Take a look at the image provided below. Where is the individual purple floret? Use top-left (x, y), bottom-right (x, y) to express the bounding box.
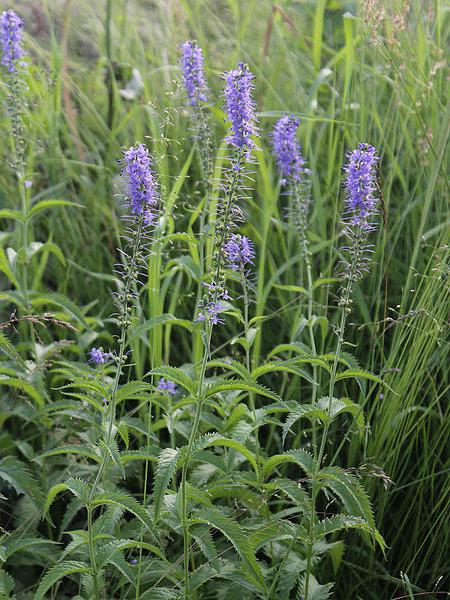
top-left (223, 234), bottom-right (255, 272)
top-left (1, 10), bottom-right (24, 73)
top-left (180, 41), bottom-right (208, 106)
top-left (343, 143), bottom-right (379, 230)
top-left (157, 378), bottom-right (177, 395)
top-left (223, 62), bottom-right (257, 156)
top-left (272, 115), bottom-right (306, 186)
top-left (89, 347), bottom-right (110, 365)
top-left (122, 143), bottom-right (158, 225)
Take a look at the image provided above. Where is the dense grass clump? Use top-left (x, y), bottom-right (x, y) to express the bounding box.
top-left (0, 1), bottom-right (448, 599)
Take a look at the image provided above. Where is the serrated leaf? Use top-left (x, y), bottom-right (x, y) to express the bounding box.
top-left (334, 369), bottom-right (384, 385)
top-left (38, 444), bottom-right (101, 464)
top-left (153, 447), bottom-right (179, 524)
top-left (0, 247), bottom-right (19, 287)
top-left (190, 507), bottom-right (265, 591)
top-left (99, 438), bottom-right (125, 478)
top-left (116, 380), bottom-right (153, 403)
top-left (0, 376), bottom-right (44, 407)
top-left (193, 436), bottom-right (258, 474)
top-left (34, 561), bottom-right (90, 600)
top-left (31, 292), bottom-right (87, 327)
top-left (148, 366), bottom-right (196, 394)
top-left (205, 379), bottom-right (282, 403)
top-left (319, 467), bottom-right (385, 550)
top-left (0, 332), bottom-right (27, 370)
top-left (262, 449), bottom-right (315, 479)
top-left (252, 359), bottom-right (315, 384)
top-left (0, 456), bottom-right (37, 496)
top-left (92, 490), bottom-right (157, 542)
top-left (298, 574), bottom-right (334, 600)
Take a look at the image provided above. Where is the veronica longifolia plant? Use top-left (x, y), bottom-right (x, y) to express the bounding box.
top-left (179, 60), bottom-right (259, 599)
top-left (300, 143), bottom-right (384, 599)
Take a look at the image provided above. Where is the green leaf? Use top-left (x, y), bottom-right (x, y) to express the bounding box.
top-left (92, 490), bottom-right (157, 542)
top-left (99, 438), bottom-right (125, 478)
top-left (39, 445), bottom-right (101, 464)
top-left (140, 589), bottom-right (178, 600)
top-left (205, 379), bottom-right (282, 403)
top-left (319, 467), bottom-right (385, 550)
top-left (0, 247), bottom-right (19, 287)
top-left (128, 314), bottom-right (192, 339)
top-left (116, 380), bottom-right (153, 403)
top-left (195, 436), bottom-right (259, 474)
top-left (149, 366), bottom-right (196, 394)
top-left (117, 421), bottom-right (129, 449)
top-left (298, 574), bottom-right (334, 600)
top-left (248, 520), bottom-right (296, 550)
top-left (252, 359), bottom-right (315, 384)
top-left (153, 447), bottom-right (179, 524)
top-left (31, 292), bottom-right (87, 327)
top-left (0, 208), bottom-right (22, 221)
top-left (28, 199), bottom-right (82, 220)
top-left (335, 369), bottom-right (385, 386)
top-left (0, 375), bottom-right (44, 407)
top-left (44, 477), bottom-right (91, 517)
top-left (34, 561), bottom-right (90, 600)
top-left (0, 456), bottom-right (37, 496)
top-left (190, 507), bottom-right (265, 591)
top-left (262, 449), bottom-right (315, 479)
top-left (0, 331), bottom-right (27, 370)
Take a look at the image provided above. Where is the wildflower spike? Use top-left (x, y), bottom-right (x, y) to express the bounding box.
top-left (1, 10), bottom-right (24, 73)
top-left (223, 62), bottom-right (258, 155)
top-left (343, 142), bottom-right (379, 231)
top-left (180, 41), bottom-right (208, 106)
top-left (272, 115), bottom-right (306, 186)
top-left (122, 143), bottom-right (159, 225)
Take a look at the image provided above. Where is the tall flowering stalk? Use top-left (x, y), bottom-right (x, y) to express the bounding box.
top-left (180, 41), bottom-right (214, 361)
top-left (303, 143), bottom-right (380, 600)
top-left (272, 115), bottom-right (318, 445)
top-left (87, 143), bottom-right (159, 600)
top-left (1, 10), bottom-right (34, 355)
top-left (180, 61), bottom-right (258, 599)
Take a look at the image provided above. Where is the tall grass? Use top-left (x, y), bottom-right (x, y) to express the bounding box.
top-left (0, 1), bottom-right (448, 598)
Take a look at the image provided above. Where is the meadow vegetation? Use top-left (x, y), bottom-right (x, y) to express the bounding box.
top-left (0, 1), bottom-right (448, 599)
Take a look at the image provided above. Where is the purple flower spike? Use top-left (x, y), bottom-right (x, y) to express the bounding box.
top-left (344, 143), bottom-right (379, 230)
top-left (272, 115), bottom-right (306, 185)
top-left (89, 347), bottom-right (110, 365)
top-left (223, 234), bottom-right (255, 272)
top-left (122, 143), bottom-right (158, 225)
top-left (1, 10), bottom-right (24, 73)
top-left (180, 41), bottom-right (208, 106)
top-left (223, 62), bottom-right (257, 155)
top-left (158, 378), bottom-right (177, 395)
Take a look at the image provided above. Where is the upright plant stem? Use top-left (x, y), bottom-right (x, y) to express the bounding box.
top-left (181, 149), bottom-right (243, 598)
top-left (242, 274), bottom-right (261, 469)
top-left (87, 216), bottom-right (144, 591)
top-left (303, 276), bottom-right (351, 600)
top-left (180, 334), bottom-right (210, 600)
top-left (87, 505), bottom-right (100, 600)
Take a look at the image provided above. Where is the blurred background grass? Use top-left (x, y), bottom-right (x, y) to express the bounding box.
top-left (0, 0), bottom-right (448, 598)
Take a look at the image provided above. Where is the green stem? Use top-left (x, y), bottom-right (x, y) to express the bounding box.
top-left (303, 273), bottom-right (352, 599)
top-left (87, 505), bottom-right (100, 600)
top-left (89, 216), bottom-right (144, 504)
top-left (181, 334), bottom-right (210, 599)
top-left (242, 273), bottom-right (261, 470)
top-left (181, 149), bottom-right (243, 598)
